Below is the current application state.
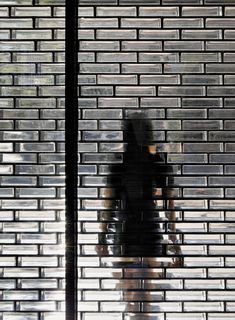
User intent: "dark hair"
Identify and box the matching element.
[124,114,153,147]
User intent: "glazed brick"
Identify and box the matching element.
[0,7,9,16]
[209,109,235,118]
[0,52,11,62]
[96,29,137,39]
[206,63,235,73]
[97,75,137,85]
[224,75,235,84]
[97,53,137,63]
[141,97,180,108]
[78,18,118,28]
[13,53,53,62]
[13,29,52,40]
[208,86,235,96]
[182,6,222,16]
[98,97,138,108]
[80,40,120,51]
[37,41,64,51]
[164,63,203,73]
[224,30,235,39]
[121,18,161,28]
[13,7,51,17]
[0,30,10,39]
[167,131,206,142]
[0,41,34,51]
[78,29,94,40]
[38,63,65,74]
[96,6,136,16]
[0,63,35,73]
[182,75,222,85]
[0,18,33,28]
[164,41,204,51]
[163,0,203,4]
[14,75,54,85]
[206,41,235,51]
[1,86,37,97]
[77,7,94,17]
[140,75,180,85]
[81,86,113,97]
[0,0,32,3]
[116,86,156,96]
[3,0,235,318]
[122,63,162,73]
[182,120,222,130]
[120,0,159,3]
[182,30,222,39]
[139,52,179,62]
[182,98,222,107]
[139,7,179,17]
[122,40,162,51]
[206,18,235,28]
[36,18,65,28]
[139,29,179,39]
[181,53,220,62]
[164,18,203,28]
[158,86,205,96]
[80,63,120,73]
[82,131,122,141]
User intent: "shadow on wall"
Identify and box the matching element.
[96,112,181,263]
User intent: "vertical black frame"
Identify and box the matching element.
[65,0,78,319]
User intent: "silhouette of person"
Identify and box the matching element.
[114,115,172,257]
[96,113,178,259]
[96,114,180,257]
[95,115,181,314]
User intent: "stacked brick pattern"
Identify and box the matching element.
[0,0,65,319]
[78,0,235,320]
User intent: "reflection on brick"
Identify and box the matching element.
[0,0,65,317]
[2,0,235,317]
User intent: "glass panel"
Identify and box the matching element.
[0,0,65,319]
[78,0,235,319]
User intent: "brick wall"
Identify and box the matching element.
[78,0,235,320]
[0,0,65,319]
[1,0,235,319]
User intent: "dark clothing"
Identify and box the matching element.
[100,117,174,257]
[109,149,173,257]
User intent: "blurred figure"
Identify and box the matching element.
[96,114,181,315]
[115,114,174,257]
[95,113,177,259]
